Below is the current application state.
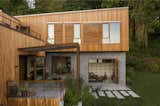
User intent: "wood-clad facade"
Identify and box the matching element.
[16,7,129,52]
[0,7,129,106]
[0,25,45,105]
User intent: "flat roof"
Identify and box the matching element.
[15,7,128,18]
[18,43,79,52]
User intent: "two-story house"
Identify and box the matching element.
[0,7,129,105]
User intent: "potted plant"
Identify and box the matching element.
[18,83,29,97]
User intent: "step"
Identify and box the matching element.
[105,91,115,98]
[120,91,130,96]
[127,91,140,98]
[98,91,105,97]
[92,92,99,99]
[112,91,125,99]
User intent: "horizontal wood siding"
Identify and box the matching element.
[16,8,129,51]
[8,98,59,106]
[0,26,45,105]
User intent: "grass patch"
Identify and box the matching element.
[95,97,142,106]
[131,71,160,106]
[95,71,160,106]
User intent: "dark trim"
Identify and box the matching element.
[18,43,79,52]
[46,51,127,54]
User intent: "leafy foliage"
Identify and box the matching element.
[34,0,64,13]
[64,75,79,106]
[64,75,95,106]
[0,0,29,15]
[81,86,95,106]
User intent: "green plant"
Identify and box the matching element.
[64,75,94,106]
[19,83,28,92]
[18,83,29,97]
[81,86,95,106]
[148,63,160,73]
[126,66,136,85]
[64,88,79,106]
[64,75,80,106]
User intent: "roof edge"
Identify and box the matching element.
[15,7,128,18]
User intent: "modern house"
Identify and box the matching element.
[0,7,129,105]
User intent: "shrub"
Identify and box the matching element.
[64,88,79,106]
[126,66,136,85]
[127,55,160,73]
[64,75,80,106]
[81,86,95,106]
[147,62,160,73]
[64,75,95,106]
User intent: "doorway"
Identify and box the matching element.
[48,56,71,80]
[19,55,45,80]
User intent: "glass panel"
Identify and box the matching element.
[47,56,71,80]
[74,24,81,43]
[48,24,54,38]
[74,24,80,38]
[48,24,54,44]
[110,22,120,43]
[36,57,45,80]
[88,59,114,83]
[89,59,97,63]
[103,23,109,38]
[102,23,110,44]
[47,38,54,44]
[19,56,35,80]
[27,56,35,80]
[19,56,27,80]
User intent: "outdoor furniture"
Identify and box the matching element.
[89,72,107,82]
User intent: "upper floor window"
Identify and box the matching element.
[110,22,120,43]
[47,23,54,44]
[102,22,120,44]
[102,23,109,43]
[73,24,81,44]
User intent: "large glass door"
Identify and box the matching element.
[36,57,45,80]
[19,55,45,80]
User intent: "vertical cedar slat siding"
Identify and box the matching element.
[16,8,129,51]
[65,24,74,43]
[7,98,59,106]
[0,25,45,105]
[54,24,63,44]
[82,23,102,44]
[83,23,102,51]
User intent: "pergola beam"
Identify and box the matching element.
[18,43,79,52]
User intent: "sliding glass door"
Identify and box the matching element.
[36,57,45,80]
[19,55,45,80]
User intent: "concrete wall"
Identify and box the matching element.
[46,52,126,86]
